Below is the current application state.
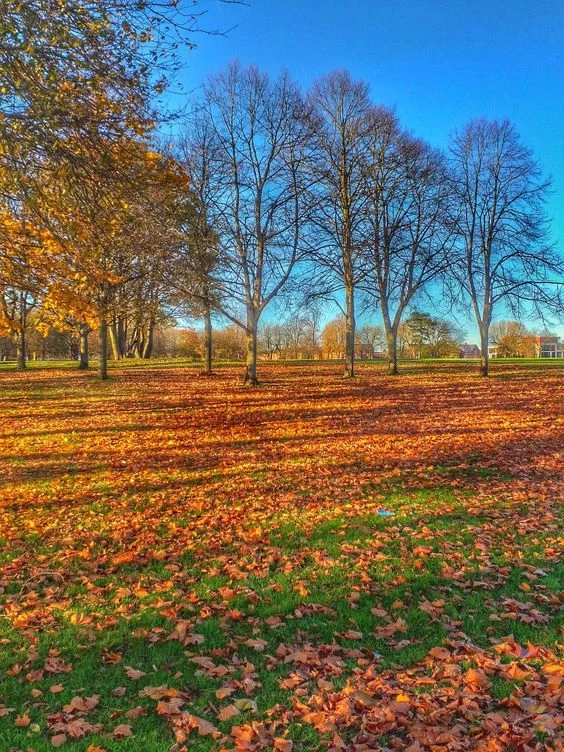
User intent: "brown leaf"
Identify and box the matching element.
[217,704,240,721]
[352,690,377,707]
[112,724,133,739]
[125,666,146,680]
[125,705,147,720]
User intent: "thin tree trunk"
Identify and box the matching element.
[16,327,26,370]
[78,324,89,370]
[479,326,489,377]
[243,318,259,386]
[118,318,127,359]
[108,323,120,361]
[203,307,212,374]
[344,286,355,378]
[142,320,154,359]
[99,320,109,380]
[386,327,399,375]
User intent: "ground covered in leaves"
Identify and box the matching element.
[0,360,562,752]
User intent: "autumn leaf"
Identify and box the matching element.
[464,667,489,690]
[352,690,377,707]
[125,705,147,720]
[274,738,293,751]
[125,666,146,680]
[156,697,184,716]
[112,724,133,739]
[217,704,240,721]
[233,698,258,713]
[244,637,268,651]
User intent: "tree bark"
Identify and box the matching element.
[99,320,109,380]
[386,328,399,375]
[78,324,89,370]
[203,307,212,374]
[243,316,259,386]
[142,320,154,359]
[344,286,355,378]
[108,323,120,361]
[479,326,489,377]
[16,327,26,370]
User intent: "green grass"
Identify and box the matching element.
[1,487,562,750]
[0,360,562,750]
[2,356,563,373]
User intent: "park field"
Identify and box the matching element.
[0,361,562,752]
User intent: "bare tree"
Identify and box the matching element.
[259,322,284,359]
[448,118,561,376]
[357,323,385,353]
[307,71,372,378]
[302,301,323,356]
[281,313,307,359]
[173,113,224,375]
[201,63,312,385]
[363,108,454,374]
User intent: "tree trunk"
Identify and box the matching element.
[108,323,120,361]
[78,324,89,370]
[203,307,212,374]
[243,318,259,386]
[118,317,127,358]
[99,320,109,380]
[386,328,399,375]
[142,320,154,359]
[344,286,355,378]
[479,327,489,377]
[16,327,26,370]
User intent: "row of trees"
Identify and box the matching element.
[8,309,544,363]
[0,0,222,374]
[168,66,561,381]
[1,3,562,381]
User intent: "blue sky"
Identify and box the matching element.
[174,0,564,338]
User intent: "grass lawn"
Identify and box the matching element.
[0,360,562,751]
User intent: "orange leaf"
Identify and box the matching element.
[274,738,294,752]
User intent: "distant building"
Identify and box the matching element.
[489,335,563,359]
[533,336,564,358]
[459,344,481,358]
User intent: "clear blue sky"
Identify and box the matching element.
[174,0,564,337]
